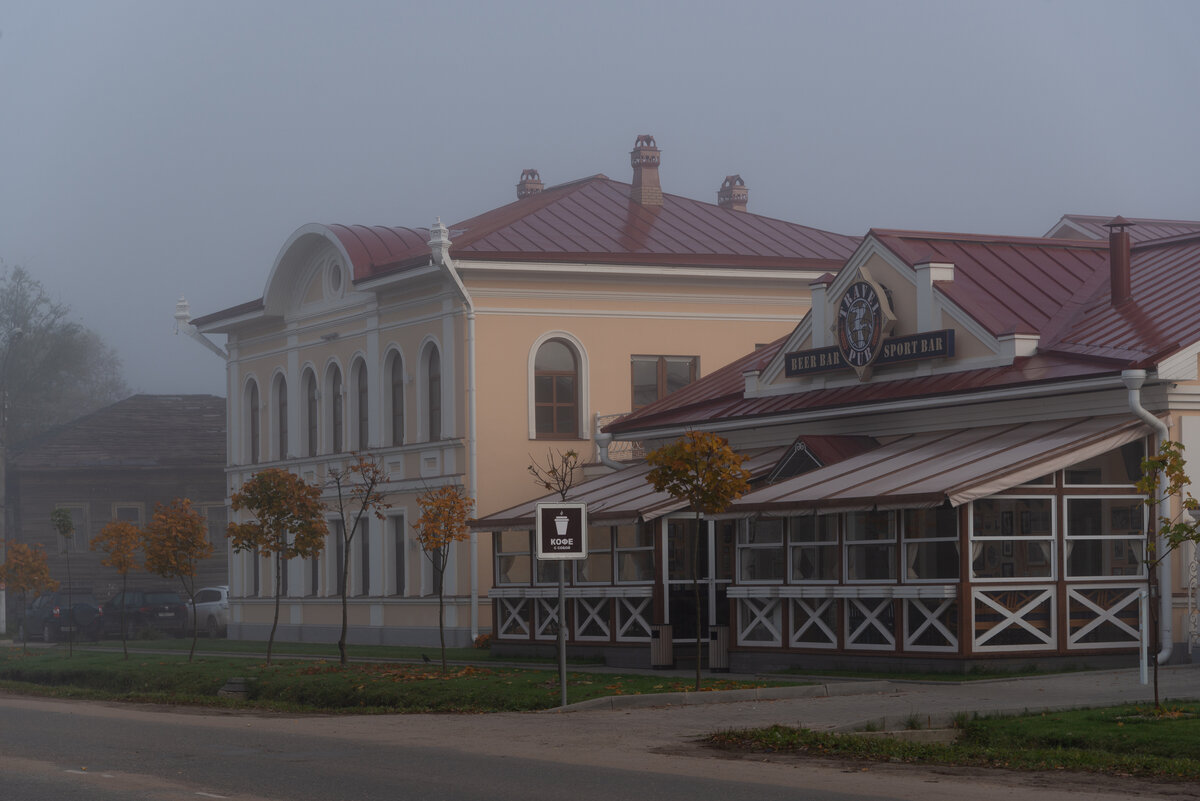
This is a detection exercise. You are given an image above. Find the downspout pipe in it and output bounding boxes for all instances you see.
[1123,369,1173,664]
[595,431,627,471]
[430,220,480,641]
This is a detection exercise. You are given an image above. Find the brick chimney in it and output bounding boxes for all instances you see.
[718,175,748,212]
[516,169,543,200]
[1105,215,1135,307]
[630,134,662,206]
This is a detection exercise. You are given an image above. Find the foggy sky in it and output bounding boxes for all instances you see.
[3,0,1198,398]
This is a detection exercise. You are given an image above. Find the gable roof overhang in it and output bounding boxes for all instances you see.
[726,415,1152,516]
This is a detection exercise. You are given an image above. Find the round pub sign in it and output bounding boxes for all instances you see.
[536,503,588,560]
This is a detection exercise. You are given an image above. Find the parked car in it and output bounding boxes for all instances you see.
[101,590,189,638]
[189,585,229,638]
[18,590,104,643]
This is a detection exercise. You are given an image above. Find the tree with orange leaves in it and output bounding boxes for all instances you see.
[326,455,391,666]
[142,498,213,662]
[0,541,58,653]
[646,431,750,691]
[90,520,143,658]
[413,484,473,672]
[229,468,327,664]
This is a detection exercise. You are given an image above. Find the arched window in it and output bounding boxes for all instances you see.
[426,347,441,441]
[534,339,578,437]
[354,359,369,451]
[303,370,318,457]
[274,374,289,460]
[329,364,344,453]
[388,352,405,446]
[246,379,260,464]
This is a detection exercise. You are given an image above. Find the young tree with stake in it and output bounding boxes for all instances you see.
[49,507,77,656]
[90,520,142,659]
[229,468,327,664]
[0,541,58,653]
[646,431,750,691]
[142,498,213,662]
[412,485,473,672]
[325,455,390,666]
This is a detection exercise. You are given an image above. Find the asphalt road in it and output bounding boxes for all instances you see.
[2,688,1192,801]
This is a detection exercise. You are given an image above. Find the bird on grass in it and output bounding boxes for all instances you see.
[422,654,431,664]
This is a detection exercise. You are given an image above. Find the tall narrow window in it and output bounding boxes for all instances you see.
[391,514,406,596]
[355,360,369,451]
[358,520,370,596]
[333,521,345,595]
[247,380,260,464]
[304,370,318,458]
[427,348,441,441]
[390,353,405,446]
[330,365,344,453]
[275,374,288,460]
[534,339,578,437]
[632,355,698,411]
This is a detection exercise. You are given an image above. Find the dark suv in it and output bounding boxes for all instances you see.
[101,590,189,638]
[18,590,104,642]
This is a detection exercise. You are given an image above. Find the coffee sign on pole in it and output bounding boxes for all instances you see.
[536,503,587,560]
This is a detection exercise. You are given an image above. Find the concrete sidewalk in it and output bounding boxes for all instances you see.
[554,663,1200,733]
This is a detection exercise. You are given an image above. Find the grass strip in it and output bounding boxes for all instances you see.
[709,703,1200,782]
[0,648,780,713]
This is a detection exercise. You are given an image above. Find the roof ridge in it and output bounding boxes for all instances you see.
[449,175,611,249]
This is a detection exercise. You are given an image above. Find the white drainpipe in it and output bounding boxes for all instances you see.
[595,431,627,471]
[430,220,479,640]
[1123,369,1172,664]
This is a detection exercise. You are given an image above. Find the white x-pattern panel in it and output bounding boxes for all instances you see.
[845,597,895,650]
[737,597,782,646]
[616,597,651,641]
[789,598,837,649]
[574,597,610,640]
[534,597,561,640]
[972,587,1055,652]
[904,598,957,652]
[497,597,529,639]
[1067,585,1141,649]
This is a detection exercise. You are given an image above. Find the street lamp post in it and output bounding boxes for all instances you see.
[0,328,24,636]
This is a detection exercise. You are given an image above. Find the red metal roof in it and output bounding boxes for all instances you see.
[607,229,1200,436]
[326,225,431,281]
[1047,214,1200,243]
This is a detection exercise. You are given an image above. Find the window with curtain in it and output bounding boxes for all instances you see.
[970,497,1054,579]
[844,511,896,581]
[738,517,785,581]
[903,507,959,581]
[1064,496,1145,578]
[534,339,578,437]
[789,514,838,581]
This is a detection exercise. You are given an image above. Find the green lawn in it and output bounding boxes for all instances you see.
[710,703,1200,781]
[0,647,778,713]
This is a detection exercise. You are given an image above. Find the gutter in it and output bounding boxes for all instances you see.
[174,297,229,359]
[1123,369,1172,664]
[594,431,627,471]
[429,220,480,641]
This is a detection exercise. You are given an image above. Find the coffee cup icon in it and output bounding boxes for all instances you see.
[554,514,569,537]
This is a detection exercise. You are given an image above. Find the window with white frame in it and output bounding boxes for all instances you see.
[388,351,405,447]
[113,503,143,527]
[970,497,1054,580]
[303,369,318,458]
[329,364,344,453]
[615,523,654,583]
[789,514,838,581]
[494,531,532,585]
[533,339,578,438]
[330,520,345,596]
[389,514,406,596]
[844,511,895,581]
[902,507,959,581]
[353,359,369,451]
[575,526,613,583]
[246,379,260,464]
[356,519,371,596]
[1064,497,1145,578]
[426,347,441,441]
[738,517,785,582]
[274,373,289,459]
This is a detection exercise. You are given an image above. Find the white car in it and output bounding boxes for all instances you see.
[190,586,229,638]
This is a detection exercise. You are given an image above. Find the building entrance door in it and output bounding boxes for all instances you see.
[665,518,733,643]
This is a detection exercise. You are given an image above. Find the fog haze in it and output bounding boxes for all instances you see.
[3,0,1197,397]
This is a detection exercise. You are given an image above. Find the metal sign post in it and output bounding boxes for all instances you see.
[536,503,587,708]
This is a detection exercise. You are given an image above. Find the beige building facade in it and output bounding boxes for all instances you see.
[190,136,858,645]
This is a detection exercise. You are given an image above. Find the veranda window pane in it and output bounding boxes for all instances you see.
[791,544,837,581]
[846,544,895,580]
